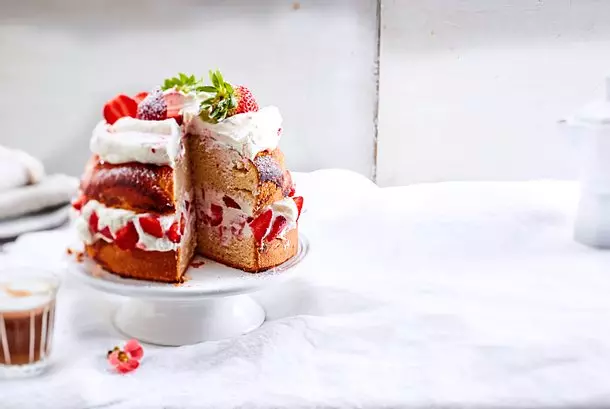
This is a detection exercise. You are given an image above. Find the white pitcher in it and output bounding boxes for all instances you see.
[563,77,610,247]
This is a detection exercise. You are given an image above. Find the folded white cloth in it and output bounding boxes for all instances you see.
[0,204,71,241]
[0,146,78,239]
[0,174,78,221]
[0,146,45,191]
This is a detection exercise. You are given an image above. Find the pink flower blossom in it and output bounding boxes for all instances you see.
[124,339,144,361]
[107,339,144,374]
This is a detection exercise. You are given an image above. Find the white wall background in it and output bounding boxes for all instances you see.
[377,0,610,186]
[0,0,378,178]
[3,0,610,186]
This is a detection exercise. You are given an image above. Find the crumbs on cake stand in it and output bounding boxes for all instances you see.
[174,272,192,287]
[66,247,84,263]
[190,259,205,268]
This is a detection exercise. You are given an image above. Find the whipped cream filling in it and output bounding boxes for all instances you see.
[74,200,181,252]
[269,197,299,236]
[188,106,283,160]
[197,187,298,243]
[91,117,182,167]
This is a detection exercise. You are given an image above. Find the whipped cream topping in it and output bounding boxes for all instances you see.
[91,117,182,167]
[74,200,181,252]
[188,106,283,160]
[0,278,56,312]
[181,91,207,118]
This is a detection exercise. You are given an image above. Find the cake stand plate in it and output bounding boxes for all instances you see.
[69,234,309,346]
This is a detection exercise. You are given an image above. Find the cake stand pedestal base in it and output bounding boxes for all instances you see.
[70,234,309,346]
[114,295,265,346]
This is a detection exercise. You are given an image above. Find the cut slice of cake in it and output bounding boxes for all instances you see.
[182,70,301,271]
[188,106,300,271]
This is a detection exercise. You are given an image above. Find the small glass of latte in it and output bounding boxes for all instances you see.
[0,267,60,378]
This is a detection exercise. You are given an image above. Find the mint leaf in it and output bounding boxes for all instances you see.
[161,73,204,93]
[198,86,218,93]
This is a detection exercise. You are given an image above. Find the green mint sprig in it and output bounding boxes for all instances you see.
[198,70,238,124]
[161,70,238,124]
[161,73,204,93]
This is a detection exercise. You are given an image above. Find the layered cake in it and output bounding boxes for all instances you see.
[73,71,303,282]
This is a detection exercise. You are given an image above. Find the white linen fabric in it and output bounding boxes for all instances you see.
[0,145,45,192]
[3,171,610,409]
[0,146,77,238]
[0,174,78,221]
[0,204,71,241]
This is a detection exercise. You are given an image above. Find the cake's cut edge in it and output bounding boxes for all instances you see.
[200,228,298,272]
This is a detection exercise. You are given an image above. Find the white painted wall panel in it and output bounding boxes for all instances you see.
[0,0,378,177]
[378,0,610,186]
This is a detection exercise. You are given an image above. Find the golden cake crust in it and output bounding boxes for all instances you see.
[85,241,184,283]
[254,228,299,272]
[81,156,175,213]
[253,149,292,212]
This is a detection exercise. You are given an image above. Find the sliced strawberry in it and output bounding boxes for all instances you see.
[288,186,296,197]
[210,204,223,227]
[71,195,86,211]
[164,91,185,122]
[167,222,181,243]
[172,114,184,125]
[180,213,186,235]
[222,195,241,209]
[266,216,288,243]
[99,226,113,240]
[88,212,99,234]
[139,216,163,238]
[292,196,304,219]
[103,94,138,125]
[249,209,272,244]
[133,92,149,104]
[115,222,139,250]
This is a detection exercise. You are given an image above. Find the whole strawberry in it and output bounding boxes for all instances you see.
[230,85,259,116]
[137,88,167,121]
[199,70,259,123]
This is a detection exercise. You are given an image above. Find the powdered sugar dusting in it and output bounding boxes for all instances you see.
[137,89,167,121]
[253,155,284,187]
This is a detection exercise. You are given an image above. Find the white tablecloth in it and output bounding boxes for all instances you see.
[2,170,610,408]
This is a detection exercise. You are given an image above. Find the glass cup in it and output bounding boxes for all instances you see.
[0,267,60,378]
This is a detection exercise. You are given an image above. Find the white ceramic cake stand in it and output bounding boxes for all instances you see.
[69,234,309,346]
